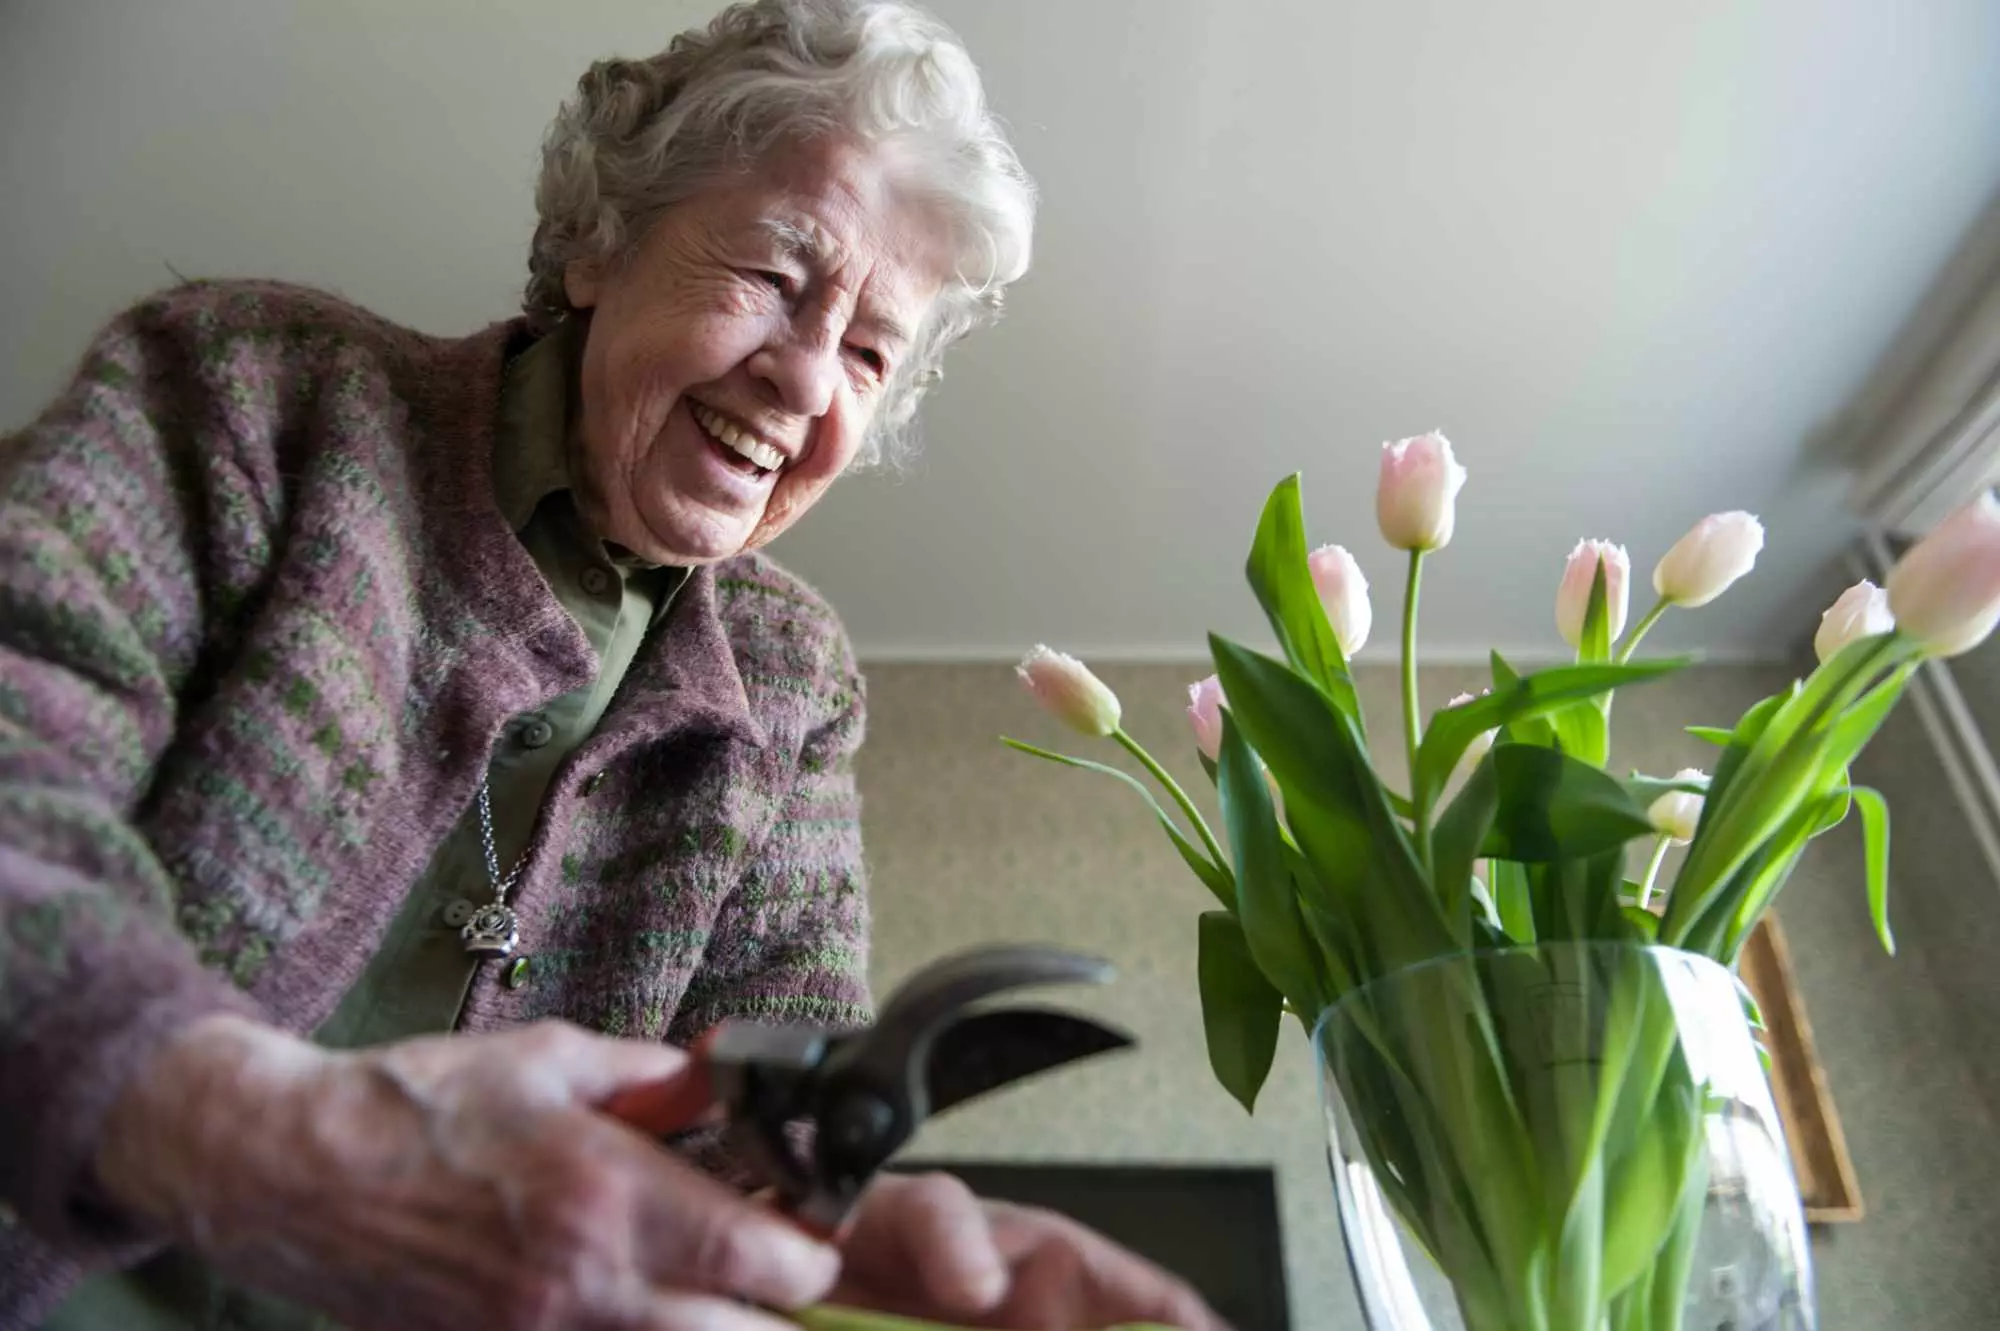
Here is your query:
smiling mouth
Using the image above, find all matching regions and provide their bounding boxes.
[690,402,786,476]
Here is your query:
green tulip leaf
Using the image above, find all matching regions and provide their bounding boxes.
[1736,974,1766,1033]
[1552,700,1610,768]
[1209,635,1449,967]
[1620,905,1661,942]
[1001,738,1234,909]
[1197,910,1283,1113]
[1287,842,1358,995]
[1244,473,1364,730]
[1686,725,1734,746]
[1433,751,1499,938]
[1552,1156,1606,1329]
[1823,665,1915,772]
[1668,647,1897,951]
[1601,1081,1701,1299]
[1624,771,1709,808]
[1580,559,1612,665]
[1415,659,1690,814]
[1217,709,1324,1013]
[1488,858,1536,943]
[1490,650,1557,746]
[1480,744,1660,863]
[1850,784,1895,955]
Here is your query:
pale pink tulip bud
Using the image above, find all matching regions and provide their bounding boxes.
[1447,691,1497,780]
[1885,491,2000,659]
[1555,539,1631,647]
[1306,544,1372,657]
[1813,580,1895,664]
[1017,645,1121,737]
[1186,675,1225,761]
[1376,431,1468,552]
[1652,512,1764,607]
[1648,768,1707,845]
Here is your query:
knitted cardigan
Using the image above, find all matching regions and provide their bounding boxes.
[0,280,873,1324]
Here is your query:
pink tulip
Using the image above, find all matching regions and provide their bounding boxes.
[1555,539,1631,647]
[1017,645,1121,737]
[1376,431,1468,552]
[1307,544,1372,657]
[1886,491,2000,658]
[1652,512,1764,607]
[1187,675,1225,760]
[1813,580,1895,664]
[1648,768,1708,845]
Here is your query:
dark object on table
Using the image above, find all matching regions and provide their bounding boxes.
[896,1160,1293,1331]
[606,944,1135,1230]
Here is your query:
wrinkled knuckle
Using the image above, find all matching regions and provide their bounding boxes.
[544,1157,629,1245]
[509,1163,631,1312]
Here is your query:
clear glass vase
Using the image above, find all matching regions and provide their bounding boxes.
[1315,943,1814,1331]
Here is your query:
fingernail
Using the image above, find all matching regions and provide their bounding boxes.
[772,1227,841,1299]
[963,1257,1007,1310]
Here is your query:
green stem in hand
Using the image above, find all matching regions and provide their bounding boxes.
[1617,596,1672,663]
[1115,728,1229,875]
[1637,835,1673,912]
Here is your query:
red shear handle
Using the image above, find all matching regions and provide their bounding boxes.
[597,1029,722,1137]
[596,1032,841,1238]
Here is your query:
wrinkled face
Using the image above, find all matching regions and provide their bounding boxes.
[563,136,951,565]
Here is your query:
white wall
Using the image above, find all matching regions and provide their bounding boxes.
[6,1,2000,662]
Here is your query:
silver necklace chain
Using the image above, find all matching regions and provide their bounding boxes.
[476,774,532,903]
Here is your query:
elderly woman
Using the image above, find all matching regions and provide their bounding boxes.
[0,3,1222,1329]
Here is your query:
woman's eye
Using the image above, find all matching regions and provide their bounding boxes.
[753,270,792,295]
[847,346,886,376]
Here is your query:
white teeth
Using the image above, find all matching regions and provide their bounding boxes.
[692,403,784,472]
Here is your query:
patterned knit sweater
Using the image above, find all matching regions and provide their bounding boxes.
[0,280,873,1324]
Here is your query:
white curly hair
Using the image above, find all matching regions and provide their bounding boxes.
[526,0,1036,469]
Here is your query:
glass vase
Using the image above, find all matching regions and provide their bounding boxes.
[1315,942,1814,1331]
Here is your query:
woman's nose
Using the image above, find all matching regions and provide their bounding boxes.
[749,330,841,419]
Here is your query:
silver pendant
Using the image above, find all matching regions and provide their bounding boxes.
[461,903,521,957]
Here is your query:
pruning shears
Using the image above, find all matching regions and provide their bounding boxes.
[601,944,1135,1232]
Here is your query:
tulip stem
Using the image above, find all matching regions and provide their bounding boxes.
[1402,550,1425,798]
[1617,596,1672,663]
[1637,835,1674,913]
[1115,729,1229,876]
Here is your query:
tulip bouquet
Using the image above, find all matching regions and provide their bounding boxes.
[1006,434,2000,1330]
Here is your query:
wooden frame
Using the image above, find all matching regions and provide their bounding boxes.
[1737,912,1865,1223]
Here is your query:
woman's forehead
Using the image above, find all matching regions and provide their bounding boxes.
[714,149,949,331]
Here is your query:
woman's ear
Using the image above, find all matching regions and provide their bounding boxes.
[564,258,603,310]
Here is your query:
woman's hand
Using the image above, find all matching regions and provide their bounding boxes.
[93,1014,841,1331]
[830,1172,1228,1331]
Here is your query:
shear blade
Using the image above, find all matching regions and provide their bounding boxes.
[922,1006,1135,1118]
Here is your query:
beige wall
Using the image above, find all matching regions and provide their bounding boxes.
[857,660,2000,1330]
